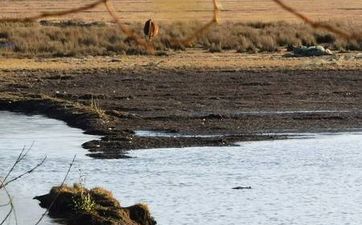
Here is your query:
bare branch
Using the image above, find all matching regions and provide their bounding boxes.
[34,155,77,225]
[0,180,15,225]
[0,0,222,53]
[2,143,34,185]
[0,206,12,225]
[0,0,154,53]
[103,0,154,53]
[0,0,106,23]
[0,0,359,53]
[178,0,221,46]
[272,0,361,40]
[1,144,41,225]
[2,156,47,188]
[0,201,11,208]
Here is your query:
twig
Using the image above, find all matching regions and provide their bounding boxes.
[0,0,106,23]
[0,201,11,208]
[0,180,15,225]
[170,0,221,47]
[104,0,154,53]
[34,155,77,225]
[0,145,44,225]
[0,0,154,53]
[2,156,47,188]
[0,0,359,52]
[0,0,221,53]
[0,205,12,225]
[0,144,38,225]
[2,143,34,185]
[271,0,361,40]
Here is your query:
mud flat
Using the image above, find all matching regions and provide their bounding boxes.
[0,54,361,158]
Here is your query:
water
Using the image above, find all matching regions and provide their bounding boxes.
[135,130,224,138]
[1,111,362,225]
[0,111,100,225]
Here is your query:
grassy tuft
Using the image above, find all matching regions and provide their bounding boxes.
[90,97,106,119]
[72,189,96,214]
[35,184,157,225]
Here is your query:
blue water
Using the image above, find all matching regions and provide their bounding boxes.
[1,111,362,225]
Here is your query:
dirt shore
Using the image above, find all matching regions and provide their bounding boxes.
[0,52,361,158]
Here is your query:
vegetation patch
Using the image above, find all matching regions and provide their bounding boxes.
[34,184,157,225]
[0,20,361,57]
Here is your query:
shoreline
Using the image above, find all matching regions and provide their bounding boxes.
[1,51,362,72]
[0,53,361,158]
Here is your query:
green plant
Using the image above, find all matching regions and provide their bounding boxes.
[72,188,96,214]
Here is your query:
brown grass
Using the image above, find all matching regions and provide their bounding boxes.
[35,184,156,225]
[1,0,361,55]
[1,0,361,24]
[0,20,361,57]
[1,50,361,74]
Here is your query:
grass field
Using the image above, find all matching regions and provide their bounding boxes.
[0,51,361,73]
[1,0,362,24]
[0,21,361,57]
[0,0,361,67]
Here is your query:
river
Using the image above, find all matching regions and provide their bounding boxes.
[1,111,362,225]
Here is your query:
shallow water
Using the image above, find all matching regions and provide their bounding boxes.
[1,111,362,225]
[135,130,224,138]
[0,111,99,225]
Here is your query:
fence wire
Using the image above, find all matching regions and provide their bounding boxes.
[0,0,360,54]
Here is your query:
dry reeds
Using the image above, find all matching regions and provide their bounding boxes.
[0,0,222,54]
[0,21,360,57]
[0,0,361,55]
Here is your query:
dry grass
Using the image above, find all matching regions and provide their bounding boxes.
[0,51,361,74]
[90,97,107,119]
[1,0,361,24]
[0,20,361,57]
[36,184,156,225]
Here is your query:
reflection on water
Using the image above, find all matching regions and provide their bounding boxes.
[1,111,362,225]
[135,130,224,138]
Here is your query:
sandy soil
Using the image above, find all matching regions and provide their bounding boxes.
[0,52,361,158]
[0,51,361,72]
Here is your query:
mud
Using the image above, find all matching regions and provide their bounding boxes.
[0,68,361,158]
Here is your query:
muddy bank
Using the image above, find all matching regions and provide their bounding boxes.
[0,68,361,158]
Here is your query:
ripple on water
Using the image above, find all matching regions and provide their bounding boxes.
[1,111,362,225]
[0,111,100,225]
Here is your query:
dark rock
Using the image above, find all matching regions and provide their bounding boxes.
[232,186,252,190]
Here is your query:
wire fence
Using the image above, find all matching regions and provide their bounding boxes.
[0,0,361,54]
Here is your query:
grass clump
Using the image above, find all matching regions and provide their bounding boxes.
[34,184,156,225]
[73,187,96,214]
[90,97,106,119]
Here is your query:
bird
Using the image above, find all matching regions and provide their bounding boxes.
[143,19,159,41]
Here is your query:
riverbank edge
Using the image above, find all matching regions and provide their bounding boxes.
[1,56,361,159]
[0,92,292,158]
